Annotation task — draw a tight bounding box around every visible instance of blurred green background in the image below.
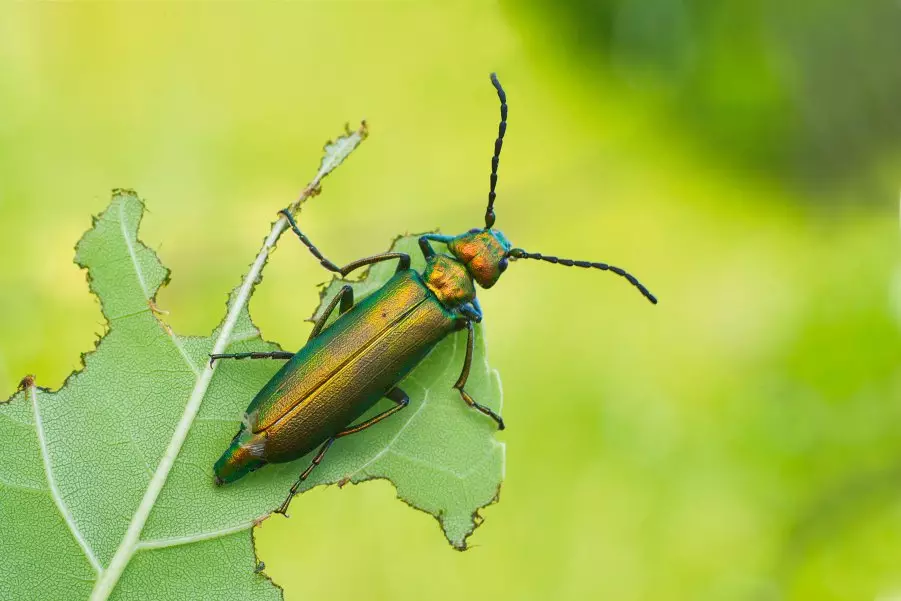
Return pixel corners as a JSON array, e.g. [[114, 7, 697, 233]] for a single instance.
[[1, 2, 899, 600]]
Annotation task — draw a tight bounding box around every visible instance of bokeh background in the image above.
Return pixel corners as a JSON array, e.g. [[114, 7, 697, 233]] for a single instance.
[[1, 2, 899, 600]]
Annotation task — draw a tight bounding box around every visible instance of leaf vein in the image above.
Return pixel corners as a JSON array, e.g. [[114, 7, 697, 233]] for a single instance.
[[116, 201, 201, 377], [0, 477, 46, 492], [31, 387, 104, 575], [388, 448, 466, 479], [118, 202, 150, 298], [136, 520, 255, 551]]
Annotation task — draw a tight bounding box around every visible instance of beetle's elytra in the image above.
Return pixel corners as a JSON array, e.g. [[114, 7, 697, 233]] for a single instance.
[[211, 74, 657, 515]]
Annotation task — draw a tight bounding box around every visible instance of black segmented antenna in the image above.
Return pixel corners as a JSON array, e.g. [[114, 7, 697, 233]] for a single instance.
[[485, 72, 507, 229], [507, 248, 658, 304]]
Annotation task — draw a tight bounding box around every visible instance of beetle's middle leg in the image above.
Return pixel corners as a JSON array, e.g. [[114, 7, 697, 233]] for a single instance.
[[209, 351, 294, 366], [309, 284, 354, 340], [279, 210, 410, 276], [274, 387, 411, 516], [453, 319, 505, 430]]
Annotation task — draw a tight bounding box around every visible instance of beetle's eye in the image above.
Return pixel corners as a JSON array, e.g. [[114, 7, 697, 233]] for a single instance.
[[469, 228, 481, 234], [499, 258, 508, 272]]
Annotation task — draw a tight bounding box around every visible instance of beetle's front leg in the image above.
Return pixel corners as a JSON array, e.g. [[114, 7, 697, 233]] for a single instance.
[[280, 210, 410, 275], [418, 234, 453, 261], [338, 252, 411, 276], [453, 319, 504, 430], [459, 298, 483, 323]]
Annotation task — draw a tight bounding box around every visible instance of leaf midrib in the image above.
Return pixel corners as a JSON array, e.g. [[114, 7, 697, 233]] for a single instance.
[[87, 203, 289, 601]]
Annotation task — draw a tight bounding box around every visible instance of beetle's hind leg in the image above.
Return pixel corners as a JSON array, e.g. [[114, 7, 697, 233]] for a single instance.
[[275, 437, 335, 515], [335, 387, 409, 436], [209, 351, 294, 366], [453, 320, 505, 430], [274, 387, 410, 516]]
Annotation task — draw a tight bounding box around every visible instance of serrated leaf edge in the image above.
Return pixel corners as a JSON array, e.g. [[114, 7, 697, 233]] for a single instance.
[[116, 201, 201, 376], [88, 201, 286, 601], [90, 124, 368, 600]]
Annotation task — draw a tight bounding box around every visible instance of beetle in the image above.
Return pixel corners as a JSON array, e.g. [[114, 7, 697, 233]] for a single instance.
[[210, 73, 657, 515]]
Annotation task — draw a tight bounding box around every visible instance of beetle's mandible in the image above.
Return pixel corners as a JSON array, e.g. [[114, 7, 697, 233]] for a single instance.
[[211, 73, 658, 515]]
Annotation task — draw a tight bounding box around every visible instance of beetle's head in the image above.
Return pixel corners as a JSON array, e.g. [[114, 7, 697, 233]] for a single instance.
[[447, 228, 512, 289], [463, 73, 658, 304]]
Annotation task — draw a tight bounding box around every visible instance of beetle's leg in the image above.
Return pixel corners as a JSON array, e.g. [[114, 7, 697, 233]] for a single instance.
[[279, 210, 410, 275], [208, 351, 294, 366], [418, 234, 454, 261], [453, 319, 505, 430], [336, 387, 409, 436], [274, 387, 410, 516], [472, 297, 483, 319], [459, 298, 483, 323], [309, 284, 354, 341], [275, 437, 336, 516], [338, 252, 410, 276], [279, 209, 342, 272]]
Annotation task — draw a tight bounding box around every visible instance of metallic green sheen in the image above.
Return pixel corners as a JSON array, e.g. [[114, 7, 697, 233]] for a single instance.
[[214, 269, 459, 484]]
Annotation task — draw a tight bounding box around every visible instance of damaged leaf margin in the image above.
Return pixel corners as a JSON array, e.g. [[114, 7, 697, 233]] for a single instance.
[[0, 128, 503, 601]]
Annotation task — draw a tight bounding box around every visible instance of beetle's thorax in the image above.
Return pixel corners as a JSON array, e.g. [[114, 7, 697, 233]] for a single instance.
[[423, 254, 476, 309]]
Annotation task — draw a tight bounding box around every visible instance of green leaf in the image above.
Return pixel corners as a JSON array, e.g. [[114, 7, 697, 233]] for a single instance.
[[0, 190, 503, 601]]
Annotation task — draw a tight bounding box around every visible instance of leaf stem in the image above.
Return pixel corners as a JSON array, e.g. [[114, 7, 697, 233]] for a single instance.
[[88, 121, 367, 601]]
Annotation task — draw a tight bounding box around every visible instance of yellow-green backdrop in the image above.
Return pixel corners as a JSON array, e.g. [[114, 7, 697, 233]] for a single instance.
[[1, 3, 898, 600]]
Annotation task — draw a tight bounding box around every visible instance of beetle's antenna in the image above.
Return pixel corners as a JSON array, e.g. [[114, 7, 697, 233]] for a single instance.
[[485, 72, 507, 229], [507, 248, 658, 304]]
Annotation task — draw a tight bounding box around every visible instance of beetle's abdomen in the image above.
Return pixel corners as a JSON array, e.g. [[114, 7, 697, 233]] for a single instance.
[[251, 271, 430, 434], [262, 294, 455, 462], [230, 270, 457, 468], [213, 427, 267, 485]]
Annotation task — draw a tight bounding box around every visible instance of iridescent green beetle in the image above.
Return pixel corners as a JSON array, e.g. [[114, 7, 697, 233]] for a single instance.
[[211, 74, 657, 515]]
